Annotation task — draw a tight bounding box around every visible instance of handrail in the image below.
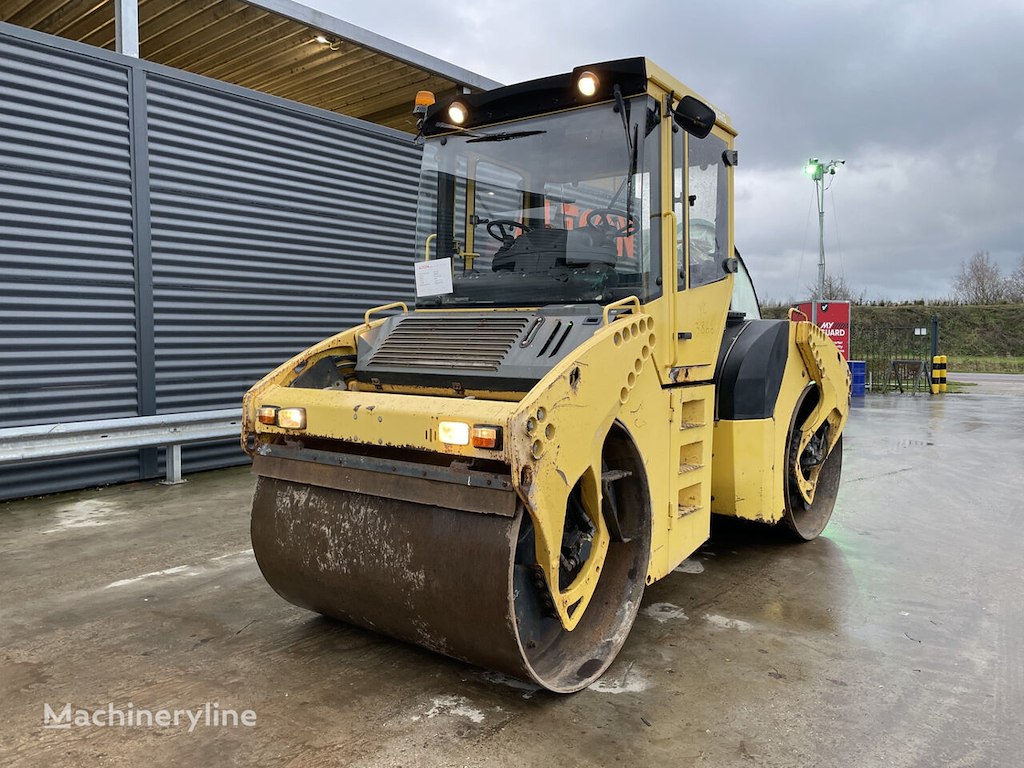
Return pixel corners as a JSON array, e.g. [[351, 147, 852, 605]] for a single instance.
[[364, 301, 409, 327], [0, 408, 242, 485], [602, 295, 641, 326]]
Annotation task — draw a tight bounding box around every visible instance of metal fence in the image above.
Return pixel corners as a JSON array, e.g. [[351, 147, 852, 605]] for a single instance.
[[0, 22, 419, 500], [849, 325, 934, 393], [0, 410, 242, 485]]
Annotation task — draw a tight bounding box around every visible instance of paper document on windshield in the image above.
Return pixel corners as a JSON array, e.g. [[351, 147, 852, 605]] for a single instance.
[[414, 258, 454, 297]]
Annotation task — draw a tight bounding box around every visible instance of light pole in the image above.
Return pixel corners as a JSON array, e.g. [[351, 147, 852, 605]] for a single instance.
[[803, 158, 845, 324]]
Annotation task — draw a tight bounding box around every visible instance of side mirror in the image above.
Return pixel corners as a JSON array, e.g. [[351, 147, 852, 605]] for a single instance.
[[673, 96, 716, 139]]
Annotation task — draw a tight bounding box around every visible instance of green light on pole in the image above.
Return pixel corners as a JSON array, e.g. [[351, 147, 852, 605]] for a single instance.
[[804, 158, 823, 180], [802, 157, 846, 325]]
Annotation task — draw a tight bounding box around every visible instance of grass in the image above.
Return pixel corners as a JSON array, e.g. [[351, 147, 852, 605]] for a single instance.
[[859, 380, 976, 395], [763, 304, 1024, 374], [851, 305, 1024, 359], [944, 380, 978, 394], [946, 356, 1024, 374]]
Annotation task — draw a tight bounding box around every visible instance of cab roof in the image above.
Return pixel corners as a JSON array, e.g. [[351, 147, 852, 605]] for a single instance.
[[421, 57, 734, 137]]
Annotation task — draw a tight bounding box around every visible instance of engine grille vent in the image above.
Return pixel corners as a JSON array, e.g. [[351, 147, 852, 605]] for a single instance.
[[366, 316, 530, 371]]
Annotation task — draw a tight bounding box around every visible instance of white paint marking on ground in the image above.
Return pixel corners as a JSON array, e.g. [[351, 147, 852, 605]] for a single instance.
[[673, 558, 705, 574], [588, 662, 650, 694], [479, 671, 540, 698], [413, 695, 486, 723], [211, 548, 255, 561], [102, 549, 256, 590], [104, 565, 196, 589], [588, 674, 650, 694], [43, 500, 115, 534], [642, 602, 689, 623], [704, 613, 753, 631]]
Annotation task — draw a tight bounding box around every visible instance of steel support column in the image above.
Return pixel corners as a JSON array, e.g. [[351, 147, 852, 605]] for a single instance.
[[114, 0, 139, 57]]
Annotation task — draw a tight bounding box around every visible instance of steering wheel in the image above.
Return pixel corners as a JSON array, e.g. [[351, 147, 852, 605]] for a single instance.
[[486, 219, 532, 243], [585, 208, 638, 237]]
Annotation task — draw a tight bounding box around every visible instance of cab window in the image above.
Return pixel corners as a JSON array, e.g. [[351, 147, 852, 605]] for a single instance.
[[672, 130, 686, 289], [687, 133, 729, 287], [731, 253, 762, 319]]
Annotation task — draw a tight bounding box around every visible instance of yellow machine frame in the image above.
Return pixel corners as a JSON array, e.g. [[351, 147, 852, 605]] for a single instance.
[[243, 60, 850, 633]]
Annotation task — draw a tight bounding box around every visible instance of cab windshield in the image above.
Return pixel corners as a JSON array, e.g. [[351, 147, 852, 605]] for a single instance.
[[414, 97, 661, 308]]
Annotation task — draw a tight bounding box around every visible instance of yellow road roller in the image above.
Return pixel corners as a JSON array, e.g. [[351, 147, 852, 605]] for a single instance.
[[242, 58, 850, 693]]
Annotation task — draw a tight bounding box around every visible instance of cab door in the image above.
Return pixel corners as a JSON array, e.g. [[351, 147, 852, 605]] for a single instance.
[[670, 126, 735, 379]]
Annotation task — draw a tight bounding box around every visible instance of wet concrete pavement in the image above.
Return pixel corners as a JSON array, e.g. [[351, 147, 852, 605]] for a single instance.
[[949, 372, 1024, 397], [1, 390, 1022, 767]]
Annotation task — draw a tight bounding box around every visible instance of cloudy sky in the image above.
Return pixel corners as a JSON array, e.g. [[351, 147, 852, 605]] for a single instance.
[[305, 0, 1023, 302]]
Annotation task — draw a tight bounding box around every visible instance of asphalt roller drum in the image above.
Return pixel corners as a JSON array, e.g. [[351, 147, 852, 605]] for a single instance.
[[251, 465, 651, 693], [782, 386, 844, 541]]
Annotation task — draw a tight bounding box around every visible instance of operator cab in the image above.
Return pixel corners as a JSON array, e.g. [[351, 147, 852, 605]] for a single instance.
[[414, 93, 661, 307], [412, 58, 736, 311]]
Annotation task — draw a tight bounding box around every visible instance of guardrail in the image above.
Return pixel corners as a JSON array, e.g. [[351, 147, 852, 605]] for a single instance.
[[0, 409, 243, 485]]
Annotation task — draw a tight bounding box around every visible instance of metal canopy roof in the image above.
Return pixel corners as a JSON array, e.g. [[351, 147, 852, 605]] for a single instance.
[[0, 0, 501, 131]]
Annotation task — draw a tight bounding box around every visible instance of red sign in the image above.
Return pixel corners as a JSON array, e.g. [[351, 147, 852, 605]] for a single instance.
[[795, 301, 851, 359]]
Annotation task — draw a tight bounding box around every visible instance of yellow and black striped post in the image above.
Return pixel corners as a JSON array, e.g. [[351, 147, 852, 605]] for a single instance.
[[931, 355, 947, 394]]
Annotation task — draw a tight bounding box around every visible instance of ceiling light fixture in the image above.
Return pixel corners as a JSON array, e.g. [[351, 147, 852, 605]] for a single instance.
[[314, 33, 341, 50]]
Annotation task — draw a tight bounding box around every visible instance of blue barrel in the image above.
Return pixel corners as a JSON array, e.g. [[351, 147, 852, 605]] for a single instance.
[[848, 360, 867, 397]]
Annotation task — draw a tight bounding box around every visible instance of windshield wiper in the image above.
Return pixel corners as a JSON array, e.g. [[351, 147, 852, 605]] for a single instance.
[[607, 124, 638, 210], [613, 85, 634, 158], [608, 85, 639, 226], [466, 130, 547, 143]]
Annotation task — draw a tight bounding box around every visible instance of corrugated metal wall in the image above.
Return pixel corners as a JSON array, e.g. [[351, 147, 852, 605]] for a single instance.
[[0, 23, 418, 499], [0, 31, 142, 496], [146, 72, 417, 472]]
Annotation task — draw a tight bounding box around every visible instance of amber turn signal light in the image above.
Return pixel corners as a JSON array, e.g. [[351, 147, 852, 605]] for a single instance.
[[471, 425, 503, 450]]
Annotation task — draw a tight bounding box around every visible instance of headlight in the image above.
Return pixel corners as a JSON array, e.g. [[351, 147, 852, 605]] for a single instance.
[[438, 421, 470, 445], [577, 71, 599, 97], [276, 407, 307, 429], [448, 101, 468, 125]]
